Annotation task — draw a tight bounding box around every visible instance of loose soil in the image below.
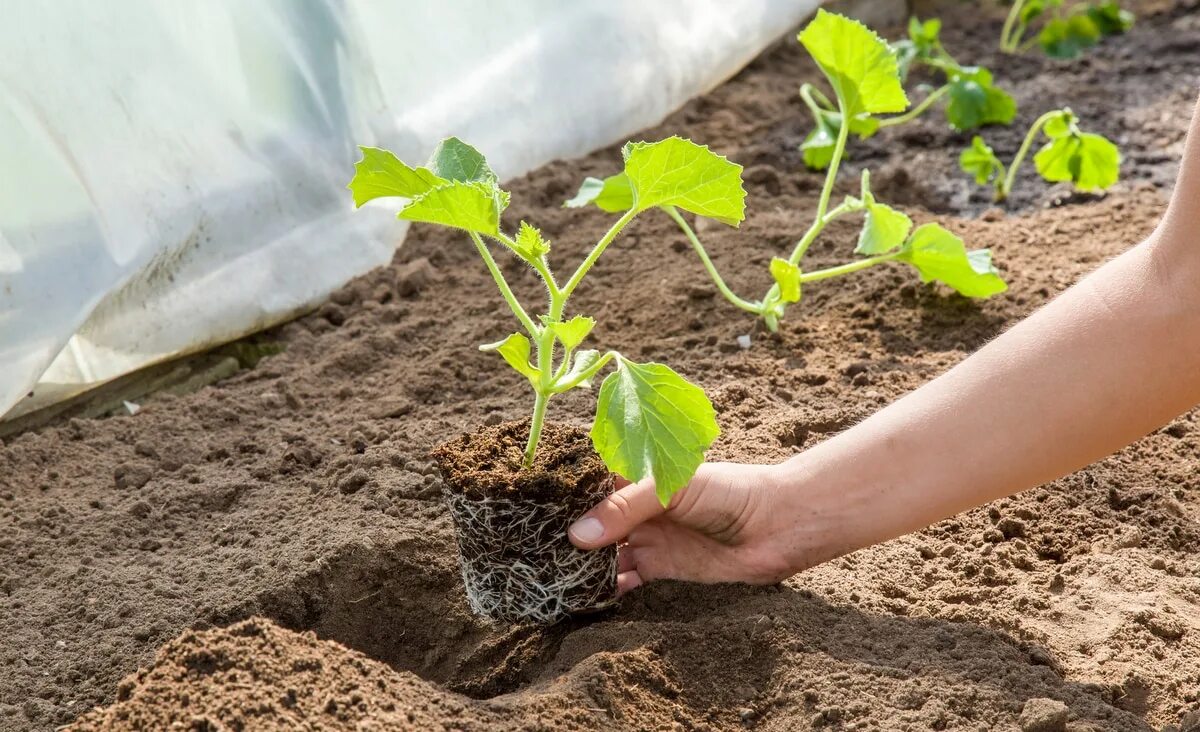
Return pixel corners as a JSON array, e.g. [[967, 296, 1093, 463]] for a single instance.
[[3, 2, 1199, 730]]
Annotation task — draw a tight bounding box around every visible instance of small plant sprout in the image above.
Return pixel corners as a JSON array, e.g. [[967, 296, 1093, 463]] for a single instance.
[[1000, 0, 1134, 58], [960, 107, 1120, 201], [349, 137, 728, 505], [801, 15, 1017, 171], [569, 10, 1007, 333]]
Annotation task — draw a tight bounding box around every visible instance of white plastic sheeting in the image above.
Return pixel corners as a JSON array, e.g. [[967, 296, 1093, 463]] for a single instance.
[[0, 0, 820, 421]]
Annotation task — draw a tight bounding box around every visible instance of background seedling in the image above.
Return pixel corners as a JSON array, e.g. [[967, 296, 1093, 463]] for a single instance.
[[960, 107, 1120, 201], [802, 15, 1018, 171], [350, 137, 732, 504], [570, 11, 1007, 334], [1000, 0, 1134, 58]]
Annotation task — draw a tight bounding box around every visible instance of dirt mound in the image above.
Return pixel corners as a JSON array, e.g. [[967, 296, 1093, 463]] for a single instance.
[[3, 1, 1200, 730]]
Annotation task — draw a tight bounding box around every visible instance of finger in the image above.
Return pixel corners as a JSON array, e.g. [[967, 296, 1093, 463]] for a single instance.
[[617, 570, 643, 596], [613, 475, 632, 490], [617, 545, 638, 572], [568, 478, 664, 550]]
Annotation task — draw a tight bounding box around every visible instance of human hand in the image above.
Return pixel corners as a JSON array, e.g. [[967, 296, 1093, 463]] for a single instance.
[[567, 461, 800, 594]]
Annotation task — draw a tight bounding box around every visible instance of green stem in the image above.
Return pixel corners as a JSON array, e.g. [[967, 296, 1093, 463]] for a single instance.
[[791, 98, 851, 265], [550, 351, 617, 394], [877, 85, 950, 128], [561, 208, 639, 298], [800, 253, 901, 283], [469, 232, 539, 338], [800, 83, 834, 120], [662, 205, 763, 315], [524, 390, 549, 466], [999, 110, 1058, 200], [493, 232, 560, 297], [1001, 0, 1026, 51]]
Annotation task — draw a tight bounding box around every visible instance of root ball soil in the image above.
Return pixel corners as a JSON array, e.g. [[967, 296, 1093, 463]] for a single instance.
[[3, 1, 1200, 730]]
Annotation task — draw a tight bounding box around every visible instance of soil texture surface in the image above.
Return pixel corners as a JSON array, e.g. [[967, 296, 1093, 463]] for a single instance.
[[3, 1, 1200, 730]]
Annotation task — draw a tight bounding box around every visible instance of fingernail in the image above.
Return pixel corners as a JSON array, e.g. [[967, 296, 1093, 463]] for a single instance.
[[569, 517, 604, 543]]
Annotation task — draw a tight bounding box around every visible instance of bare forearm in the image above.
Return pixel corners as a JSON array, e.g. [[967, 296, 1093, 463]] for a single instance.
[[774, 232, 1200, 569]]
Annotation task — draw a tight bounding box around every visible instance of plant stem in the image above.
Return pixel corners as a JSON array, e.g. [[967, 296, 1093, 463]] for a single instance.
[[1001, 0, 1026, 52], [800, 83, 834, 120], [470, 232, 539, 338], [550, 351, 616, 393], [791, 98, 851, 266], [523, 390, 549, 466], [999, 110, 1058, 200], [662, 205, 763, 315], [561, 208, 639, 298], [799, 253, 901, 283], [877, 85, 950, 128]]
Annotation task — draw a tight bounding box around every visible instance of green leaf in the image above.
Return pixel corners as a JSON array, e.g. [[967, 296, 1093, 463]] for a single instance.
[[799, 10, 909, 118], [769, 258, 803, 304], [550, 316, 595, 351], [348, 146, 445, 207], [427, 137, 496, 183], [564, 173, 634, 213], [1087, 1, 1134, 35], [480, 333, 539, 382], [945, 67, 1017, 131], [896, 223, 1008, 298], [560, 349, 602, 389], [1020, 0, 1060, 24], [1038, 14, 1101, 58], [621, 137, 746, 225], [857, 200, 913, 255], [1034, 132, 1120, 192], [959, 135, 1004, 186], [513, 221, 551, 258], [398, 180, 506, 236], [591, 358, 720, 505], [801, 109, 879, 171], [1042, 109, 1075, 139]]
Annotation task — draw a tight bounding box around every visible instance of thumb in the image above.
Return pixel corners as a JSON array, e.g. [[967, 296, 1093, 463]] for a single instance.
[[568, 477, 665, 549]]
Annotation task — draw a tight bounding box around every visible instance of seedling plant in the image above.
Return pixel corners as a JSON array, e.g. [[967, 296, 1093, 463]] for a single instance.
[[802, 15, 1017, 171], [1000, 0, 1134, 58], [569, 11, 1007, 334], [960, 107, 1120, 201]]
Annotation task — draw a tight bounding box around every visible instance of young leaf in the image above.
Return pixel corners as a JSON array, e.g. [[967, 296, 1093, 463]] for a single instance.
[[856, 199, 913, 255], [896, 223, 1008, 298], [769, 258, 803, 304], [480, 333, 540, 382], [398, 180, 506, 236], [564, 173, 634, 213], [1034, 132, 1120, 191], [560, 349, 602, 389], [945, 67, 1017, 131], [591, 358, 720, 505], [427, 137, 497, 183], [802, 110, 880, 171], [348, 147, 445, 207], [1038, 14, 1101, 58], [514, 221, 551, 258], [1087, 1, 1134, 35], [621, 137, 747, 225], [550, 316, 595, 351], [798, 10, 909, 118], [893, 16, 942, 80], [959, 136, 1004, 185], [1042, 110, 1075, 139]]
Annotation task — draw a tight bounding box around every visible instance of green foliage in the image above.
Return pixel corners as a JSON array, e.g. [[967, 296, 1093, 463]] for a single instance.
[[856, 193, 913, 255], [1002, 0, 1134, 58], [769, 258, 803, 304], [350, 136, 724, 501], [945, 67, 1017, 131], [799, 10, 909, 118], [959, 136, 1004, 185], [896, 224, 1008, 298], [1038, 14, 1101, 58], [592, 358, 720, 505]]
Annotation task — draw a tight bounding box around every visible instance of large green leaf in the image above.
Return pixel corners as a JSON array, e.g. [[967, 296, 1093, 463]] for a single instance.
[[563, 173, 634, 212], [1038, 14, 1101, 58], [857, 199, 913, 255], [798, 10, 908, 118], [769, 258, 802, 304], [621, 137, 746, 225], [1034, 132, 1120, 191], [427, 137, 496, 183], [550, 316, 595, 351], [591, 358, 720, 505], [945, 67, 1017, 131], [959, 136, 1004, 186], [479, 333, 540, 382], [398, 180, 506, 236], [896, 223, 1007, 298], [348, 147, 445, 207]]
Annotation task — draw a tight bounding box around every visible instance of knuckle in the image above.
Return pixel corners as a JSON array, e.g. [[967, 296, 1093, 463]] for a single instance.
[[606, 491, 637, 522]]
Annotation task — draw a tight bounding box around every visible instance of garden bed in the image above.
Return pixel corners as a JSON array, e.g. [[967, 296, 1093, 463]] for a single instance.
[[3, 1, 1200, 729]]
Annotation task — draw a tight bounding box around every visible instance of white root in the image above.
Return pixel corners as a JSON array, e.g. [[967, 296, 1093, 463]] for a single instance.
[[444, 482, 618, 624]]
